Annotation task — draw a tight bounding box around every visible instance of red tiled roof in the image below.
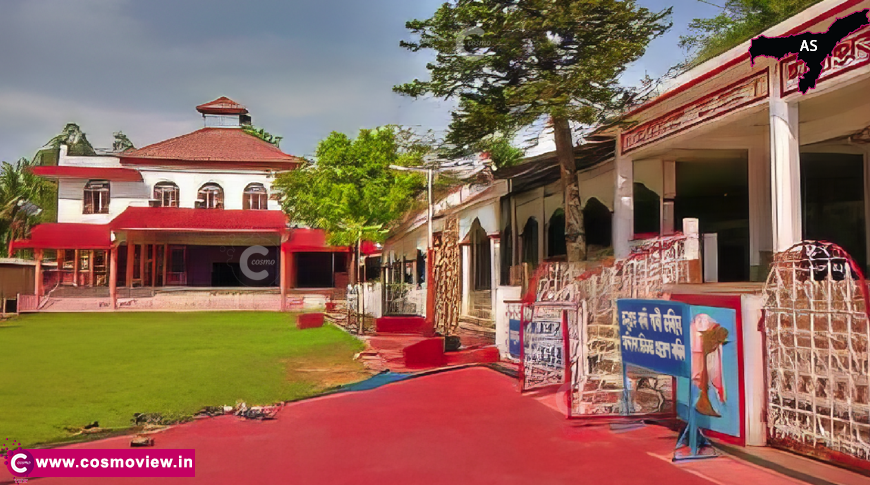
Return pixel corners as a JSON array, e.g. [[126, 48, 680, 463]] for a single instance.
[[29, 166, 143, 182], [111, 207, 289, 232], [120, 128, 303, 166], [196, 96, 248, 115], [12, 224, 112, 250]]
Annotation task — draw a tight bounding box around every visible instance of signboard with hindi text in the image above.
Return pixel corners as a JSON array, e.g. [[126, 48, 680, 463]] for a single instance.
[[618, 299, 691, 378]]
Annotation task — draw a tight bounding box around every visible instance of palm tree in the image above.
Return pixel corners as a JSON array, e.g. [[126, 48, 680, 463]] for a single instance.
[[0, 158, 52, 256], [33, 123, 96, 166]]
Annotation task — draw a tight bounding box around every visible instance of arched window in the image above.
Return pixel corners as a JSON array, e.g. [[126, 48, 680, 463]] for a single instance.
[[153, 182, 179, 208], [197, 183, 224, 209], [470, 219, 491, 290], [500, 225, 512, 286], [583, 198, 613, 249], [547, 209, 567, 258], [521, 218, 539, 268], [243, 183, 268, 210], [83, 180, 110, 214]]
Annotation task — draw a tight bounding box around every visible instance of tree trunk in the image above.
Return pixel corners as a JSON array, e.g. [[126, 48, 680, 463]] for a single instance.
[[552, 116, 586, 262]]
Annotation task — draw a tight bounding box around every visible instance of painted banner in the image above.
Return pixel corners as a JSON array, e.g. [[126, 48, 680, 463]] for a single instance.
[[677, 305, 740, 438], [780, 23, 870, 96], [618, 299, 691, 378], [509, 318, 521, 358], [521, 306, 567, 391]]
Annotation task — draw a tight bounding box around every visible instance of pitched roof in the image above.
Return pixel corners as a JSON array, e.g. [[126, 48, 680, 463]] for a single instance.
[[196, 96, 248, 115], [12, 224, 112, 250], [110, 207, 289, 232], [120, 128, 303, 167]]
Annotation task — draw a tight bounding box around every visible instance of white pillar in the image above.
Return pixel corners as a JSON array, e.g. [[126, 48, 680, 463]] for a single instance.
[[490, 237, 499, 321], [662, 160, 676, 235], [749, 140, 773, 279], [769, 96, 802, 252], [614, 136, 634, 259], [461, 244, 472, 316]]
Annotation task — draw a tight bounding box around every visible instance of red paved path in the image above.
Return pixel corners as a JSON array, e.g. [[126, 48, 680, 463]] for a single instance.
[[4, 368, 806, 484]]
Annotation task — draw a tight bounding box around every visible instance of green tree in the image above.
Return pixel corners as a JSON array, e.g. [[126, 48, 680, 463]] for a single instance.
[[273, 126, 427, 279], [0, 157, 53, 256], [680, 0, 824, 65], [113, 131, 136, 152], [33, 123, 97, 166], [395, 0, 671, 261], [243, 125, 283, 148]]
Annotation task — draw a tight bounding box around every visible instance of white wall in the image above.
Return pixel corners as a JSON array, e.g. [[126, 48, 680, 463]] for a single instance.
[[495, 285, 522, 357], [56, 150, 282, 224]]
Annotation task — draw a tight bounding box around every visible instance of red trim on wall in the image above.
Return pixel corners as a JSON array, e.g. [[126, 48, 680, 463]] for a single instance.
[[669, 293, 746, 447], [622, 0, 867, 119], [621, 69, 769, 154]]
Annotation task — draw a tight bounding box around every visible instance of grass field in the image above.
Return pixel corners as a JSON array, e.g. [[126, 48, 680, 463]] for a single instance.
[[0, 312, 368, 447]]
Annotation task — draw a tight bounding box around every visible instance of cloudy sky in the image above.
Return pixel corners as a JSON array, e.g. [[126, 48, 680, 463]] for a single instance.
[[0, 0, 720, 162]]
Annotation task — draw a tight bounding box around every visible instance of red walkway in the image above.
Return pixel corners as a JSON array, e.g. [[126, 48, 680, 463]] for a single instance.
[[5, 368, 806, 484]]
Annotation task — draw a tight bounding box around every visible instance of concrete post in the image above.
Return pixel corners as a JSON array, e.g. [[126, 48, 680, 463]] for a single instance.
[[769, 96, 802, 252], [614, 135, 634, 259], [109, 247, 118, 310]]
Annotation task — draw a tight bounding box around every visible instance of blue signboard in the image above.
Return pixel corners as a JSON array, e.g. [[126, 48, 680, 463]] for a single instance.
[[617, 299, 691, 378], [677, 305, 739, 438], [509, 318, 521, 358]]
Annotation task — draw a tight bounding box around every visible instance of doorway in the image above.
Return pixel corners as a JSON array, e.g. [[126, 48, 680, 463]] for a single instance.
[[801, 153, 867, 272], [675, 159, 750, 282]]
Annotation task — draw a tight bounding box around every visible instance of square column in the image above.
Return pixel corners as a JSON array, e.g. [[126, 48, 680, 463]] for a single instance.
[[109, 247, 118, 309], [749, 140, 774, 280], [279, 243, 289, 312], [34, 249, 44, 297], [769, 96, 802, 252], [461, 244, 471, 316], [613, 139, 634, 259], [662, 160, 676, 235], [126, 241, 135, 288]]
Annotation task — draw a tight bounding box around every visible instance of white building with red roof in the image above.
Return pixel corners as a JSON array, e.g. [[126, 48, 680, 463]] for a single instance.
[[13, 98, 361, 311]]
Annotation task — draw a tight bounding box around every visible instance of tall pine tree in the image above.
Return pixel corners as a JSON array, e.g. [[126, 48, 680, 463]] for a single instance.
[[395, 0, 671, 261]]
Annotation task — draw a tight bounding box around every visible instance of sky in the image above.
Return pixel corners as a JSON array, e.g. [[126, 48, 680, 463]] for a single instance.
[[0, 0, 721, 163]]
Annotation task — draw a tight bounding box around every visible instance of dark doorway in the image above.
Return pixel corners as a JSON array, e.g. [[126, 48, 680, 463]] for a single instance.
[[295, 252, 335, 288], [212, 262, 242, 287], [634, 183, 661, 236], [675, 159, 750, 282], [547, 209, 567, 258], [583, 198, 612, 249], [801, 153, 866, 272]]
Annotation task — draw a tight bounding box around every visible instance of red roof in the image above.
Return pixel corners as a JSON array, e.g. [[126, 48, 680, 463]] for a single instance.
[[121, 128, 303, 168], [29, 166, 143, 182], [111, 207, 289, 232], [196, 97, 248, 115], [12, 224, 112, 250]]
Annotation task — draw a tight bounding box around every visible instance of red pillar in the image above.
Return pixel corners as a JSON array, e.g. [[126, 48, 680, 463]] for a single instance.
[[73, 249, 80, 286], [280, 243, 288, 312], [109, 247, 118, 310], [126, 241, 135, 288], [151, 245, 157, 288], [88, 250, 95, 287], [139, 243, 146, 287], [162, 244, 168, 287], [34, 249, 44, 297]]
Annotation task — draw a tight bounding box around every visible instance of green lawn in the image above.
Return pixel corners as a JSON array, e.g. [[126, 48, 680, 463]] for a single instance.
[[0, 312, 367, 447]]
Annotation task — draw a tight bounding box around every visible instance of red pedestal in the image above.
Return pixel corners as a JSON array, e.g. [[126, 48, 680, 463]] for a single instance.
[[402, 337, 445, 368], [297, 313, 325, 329]]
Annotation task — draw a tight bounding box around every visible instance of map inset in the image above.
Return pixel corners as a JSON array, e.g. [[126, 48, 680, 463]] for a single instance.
[[749, 9, 869, 94]]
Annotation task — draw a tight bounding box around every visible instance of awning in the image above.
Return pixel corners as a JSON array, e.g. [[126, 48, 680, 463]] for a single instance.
[[283, 228, 349, 253], [111, 207, 288, 233], [12, 223, 112, 250], [30, 166, 144, 182]]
